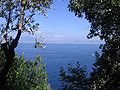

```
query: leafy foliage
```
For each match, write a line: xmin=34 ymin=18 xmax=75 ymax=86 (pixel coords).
xmin=0 ymin=48 xmax=6 ymax=68
xmin=0 ymin=49 xmax=51 ymax=90
xmin=90 ymin=42 xmax=120 ymax=89
xmin=0 ymin=0 xmax=52 ymax=88
xmin=59 ymin=62 xmax=89 ymax=90
xmin=68 ymin=0 xmax=120 ymax=41
xmin=60 ymin=0 xmax=120 ymax=89
xmin=59 ymin=50 xmax=120 ymax=89
xmin=0 ymin=0 xmax=53 ymax=35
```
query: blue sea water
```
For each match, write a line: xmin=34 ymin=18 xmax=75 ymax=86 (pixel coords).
xmin=15 ymin=43 xmax=100 ymax=90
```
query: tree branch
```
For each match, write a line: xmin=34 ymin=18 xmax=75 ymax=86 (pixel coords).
xmin=18 ymin=1 xmax=25 ymax=31
xmin=0 ymin=2 xmax=24 ymax=88
xmin=23 ymin=13 xmax=35 ymax=27
xmin=4 ymin=8 xmax=12 ymax=46
xmin=5 ymin=9 xmax=11 ymax=31
xmin=10 ymin=30 xmax=21 ymax=49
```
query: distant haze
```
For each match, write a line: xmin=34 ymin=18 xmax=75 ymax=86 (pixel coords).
xmin=1 ymin=0 xmax=104 ymax=44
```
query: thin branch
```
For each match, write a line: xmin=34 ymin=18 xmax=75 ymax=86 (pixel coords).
xmin=5 ymin=10 xmax=11 ymax=31
xmin=23 ymin=13 xmax=35 ymax=27
xmin=2 ymin=8 xmax=12 ymax=47
xmin=11 ymin=14 xmax=35 ymax=31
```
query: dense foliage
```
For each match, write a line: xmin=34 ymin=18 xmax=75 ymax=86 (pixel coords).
xmin=68 ymin=0 xmax=120 ymax=41
xmin=0 ymin=0 xmax=53 ymax=47
xmin=60 ymin=0 xmax=120 ymax=90
xmin=0 ymin=49 xmax=51 ymax=90
xmin=0 ymin=0 xmax=53 ymax=87
xmin=59 ymin=62 xmax=90 ymax=90
xmin=0 ymin=0 xmax=52 ymax=34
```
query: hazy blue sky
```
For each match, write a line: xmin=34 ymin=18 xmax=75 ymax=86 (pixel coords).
xmin=1 ymin=0 xmax=103 ymax=44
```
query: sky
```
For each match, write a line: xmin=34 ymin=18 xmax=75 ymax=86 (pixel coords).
xmin=1 ymin=0 xmax=104 ymax=44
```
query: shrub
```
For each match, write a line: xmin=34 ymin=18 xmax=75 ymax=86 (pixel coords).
xmin=0 ymin=49 xmax=51 ymax=90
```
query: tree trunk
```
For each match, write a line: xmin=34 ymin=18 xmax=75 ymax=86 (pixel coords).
xmin=0 ymin=30 xmax=21 ymax=89
xmin=0 ymin=2 xmax=24 ymax=89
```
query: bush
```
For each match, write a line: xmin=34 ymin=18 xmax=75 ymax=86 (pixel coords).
xmin=59 ymin=62 xmax=90 ymax=90
xmin=0 ymin=49 xmax=51 ymax=90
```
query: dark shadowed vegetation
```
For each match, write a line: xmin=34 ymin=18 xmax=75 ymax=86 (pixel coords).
xmin=0 ymin=49 xmax=51 ymax=90
xmin=60 ymin=0 xmax=120 ymax=90
xmin=0 ymin=0 xmax=52 ymax=89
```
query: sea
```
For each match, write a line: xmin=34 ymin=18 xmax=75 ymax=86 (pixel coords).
xmin=15 ymin=43 xmax=100 ymax=90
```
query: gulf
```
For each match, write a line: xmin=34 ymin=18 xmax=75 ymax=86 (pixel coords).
xmin=15 ymin=43 xmax=100 ymax=90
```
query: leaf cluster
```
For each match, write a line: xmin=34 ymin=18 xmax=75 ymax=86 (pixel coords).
xmin=60 ymin=1 xmax=120 ymax=89
xmin=0 ymin=0 xmax=53 ymax=35
xmin=59 ymin=62 xmax=90 ymax=90
xmin=0 ymin=49 xmax=51 ymax=90
xmin=90 ymin=39 xmax=120 ymax=89
xmin=68 ymin=0 xmax=120 ymax=41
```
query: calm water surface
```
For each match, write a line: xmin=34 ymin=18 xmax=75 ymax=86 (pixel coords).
xmin=15 ymin=43 xmax=100 ymax=90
